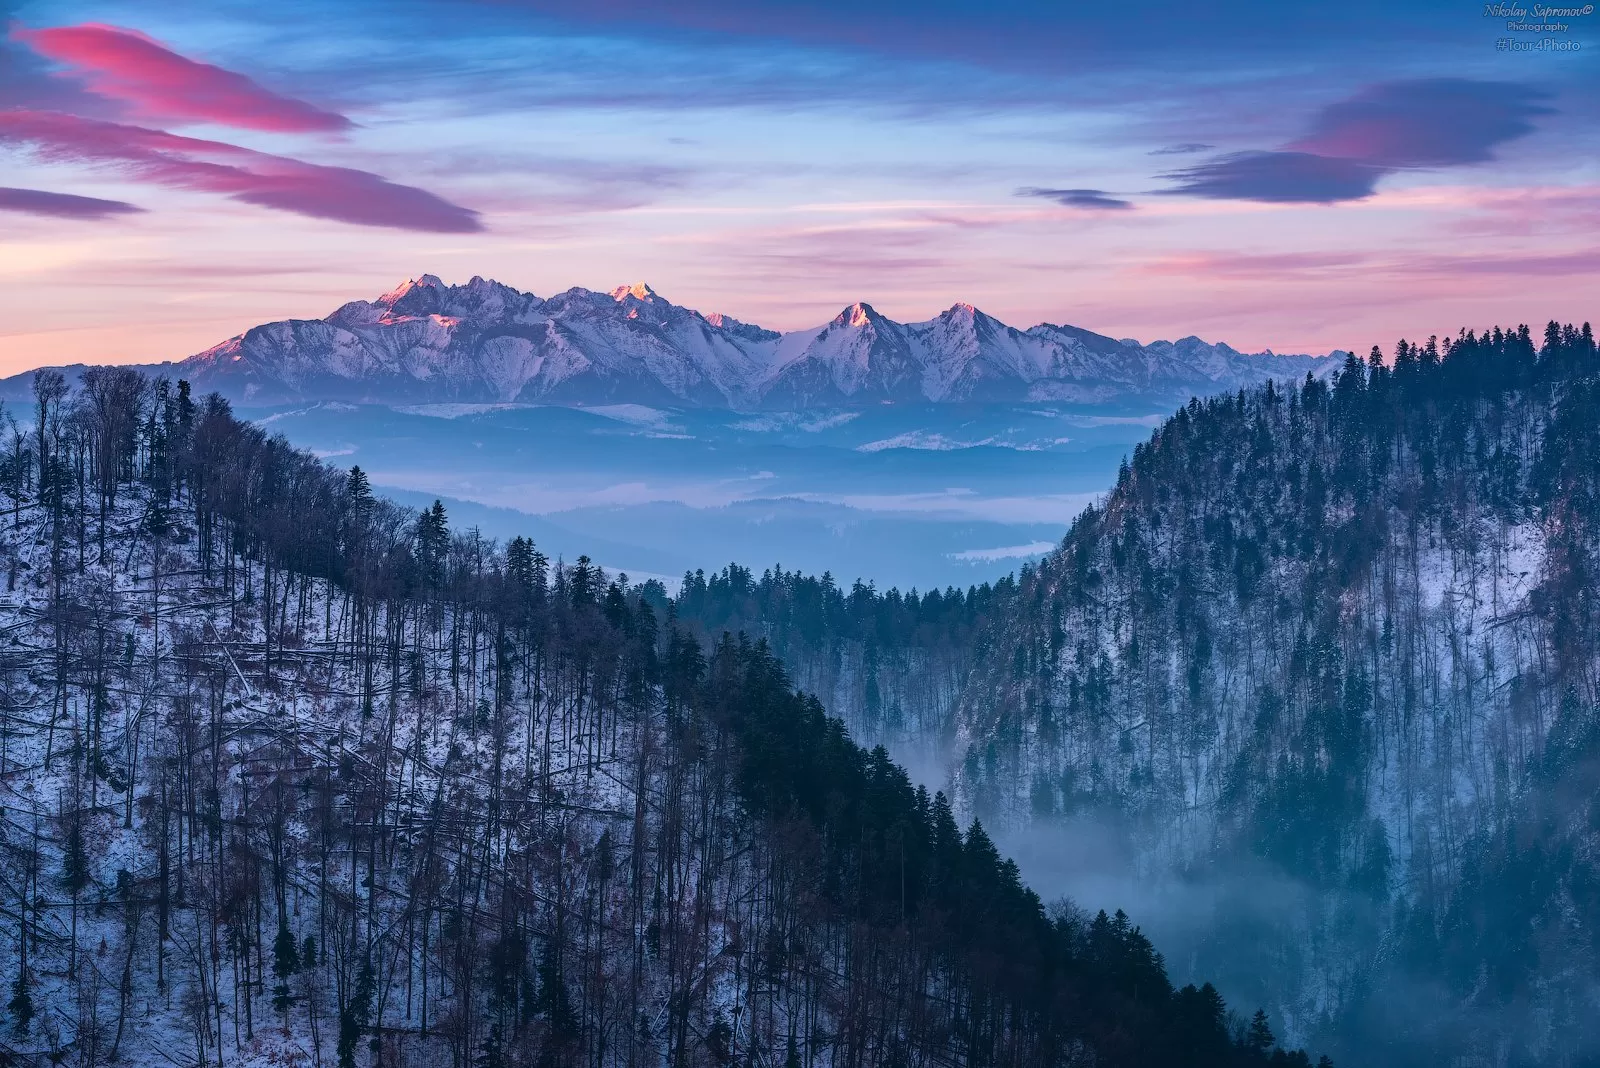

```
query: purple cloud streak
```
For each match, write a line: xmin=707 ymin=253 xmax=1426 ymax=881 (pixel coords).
xmin=0 ymin=185 xmax=144 ymax=219
xmin=1016 ymin=187 xmax=1134 ymax=211
xmin=0 ymin=110 xmax=481 ymax=233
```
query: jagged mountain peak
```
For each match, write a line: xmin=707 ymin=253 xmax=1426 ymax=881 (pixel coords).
xmin=379 ymin=274 xmax=447 ymax=304
xmin=831 ymin=302 xmax=882 ymax=329
xmin=930 ymin=301 xmax=1008 ymax=333
xmin=611 ymin=281 xmax=661 ymax=303
xmin=167 ymin=276 xmax=1341 ymax=408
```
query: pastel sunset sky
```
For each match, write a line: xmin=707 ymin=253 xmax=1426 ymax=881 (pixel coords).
xmin=1 ymin=0 xmax=1596 ymax=373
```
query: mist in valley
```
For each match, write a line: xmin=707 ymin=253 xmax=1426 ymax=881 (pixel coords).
xmin=243 ymin=399 xmax=1142 ymax=592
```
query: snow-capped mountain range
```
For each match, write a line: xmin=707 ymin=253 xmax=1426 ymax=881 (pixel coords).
xmin=125 ymin=275 xmax=1349 ymax=407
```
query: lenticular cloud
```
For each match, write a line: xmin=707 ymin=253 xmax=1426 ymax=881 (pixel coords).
xmin=0 ymin=110 xmax=482 ymax=233
xmin=13 ymin=23 xmax=351 ymax=133
xmin=1162 ymin=78 xmax=1551 ymax=204
xmin=1290 ymin=78 xmax=1551 ymax=169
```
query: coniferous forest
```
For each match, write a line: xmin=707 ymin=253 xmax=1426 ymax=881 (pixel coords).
xmin=0 ymin=369 xmax=1325 ymax=1066
xmin=942 ymin=324 xmax=1600 ymax=1066
xmin=4 ymin=0 xmax=1592 ymax=1061
xmin=676 ymin=323 xmax=1600 ymax=1066
xmin=6 ymin=320 xmax=1599 ymax=1066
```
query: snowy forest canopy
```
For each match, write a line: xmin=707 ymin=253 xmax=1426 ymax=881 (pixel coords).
xmin=0 ymin=367 xmax=1324 ymax=1067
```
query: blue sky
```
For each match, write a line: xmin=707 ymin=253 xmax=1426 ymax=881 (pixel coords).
xmin=1 ymin=0 xmax=1596 ymax=370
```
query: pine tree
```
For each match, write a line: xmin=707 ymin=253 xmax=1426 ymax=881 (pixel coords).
xmin=272 ymin=919 xmax=300 ymax=1020
xmin=1245 ymin=1009 xmax=1275 ymax=1056
xmin=8 ymin=968 xmax=32 ymax=1037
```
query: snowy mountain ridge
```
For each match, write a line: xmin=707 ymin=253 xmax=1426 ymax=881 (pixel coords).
xmin=175 ymin=273 xmax=1344 ymax=407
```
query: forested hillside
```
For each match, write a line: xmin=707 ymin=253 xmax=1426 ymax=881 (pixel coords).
xmin=0 ymin=370 xmax=1320 ymax=1067
xmin=947 ymin=323 xmax=1600 ymax=1064
xmin=671 ymin=564 xmax=1014 ymax=753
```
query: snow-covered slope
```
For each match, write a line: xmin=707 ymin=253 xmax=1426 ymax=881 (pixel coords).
xmin=175 ymin=274 xmax=1342 ymax=407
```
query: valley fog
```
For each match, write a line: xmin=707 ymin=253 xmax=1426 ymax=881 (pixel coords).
xmin=244 ymin=399 xmax=1143 ymax=591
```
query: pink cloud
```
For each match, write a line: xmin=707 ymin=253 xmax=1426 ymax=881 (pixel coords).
xmin=0 ymin=109 xmax=481 ymax=233
xmin=1141 ymin=251 xmax=1368 ymax=280
xmin=13 ymin=23 xmax=351 ymax=133
xmin=1424 ymin=184 xmax=1600 ymax=239
xmin=1401 ymin=249 xmax=1600 ymax=278
xmin=0 ymin=185 xmax=143 ymax=219
xmin=1139 ymin=246 xmax=1600 ymax=283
